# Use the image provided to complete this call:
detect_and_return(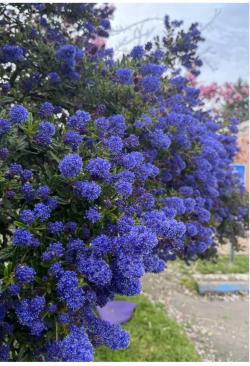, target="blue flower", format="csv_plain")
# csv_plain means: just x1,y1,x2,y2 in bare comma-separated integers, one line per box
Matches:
115,254,144,278
7,284,21,296
104,135,123,154
94,117,109,131
143,255,165,273
39,102,54,118
101,18,111,30
58,313,70,324
21,184,36,201
143,210,169,236
48,72,60,84
1,82,11,95
8,163,23,176
67,110,91,130
1,44,24,62
74,180,101,201
184,198,196,213
35,121,55,145
64,221,77,232
91,234,111,255
56,271,85,311
15,265,36,284
85,207,100,223
48,262,64,278
123,225,158,254
63,131,83,150
13,228,34,247
9,105,28,124
122,152,144,169
55,44,76,62
42,242,64,262
116,68,133,85
0,119,10,135
140,63,165,76
0,344,9,361
116,170,135,183
21,169,33,183
19,209,35,225
108,114,127,136
37,185,50,200
115,180,133,198
77,254,112,287
186,223,198,236
118,216,135,235
86,157,111,179
59,154,83,179
149,129,171,150
48,221,64,235
0,147,9,160
60,326,93,361
95,319,130,350
141,75,161,93
130,45,144,60
114,275,142,296
163,219,186,239
15,296,46,336
195,207,211,223
124,134,139,148
164,197,186,215
46,197,58,210
34,203,52,222
179,186,193,196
